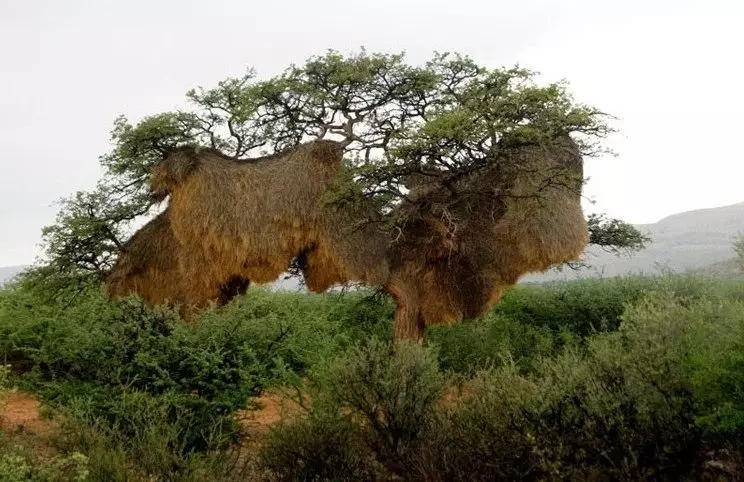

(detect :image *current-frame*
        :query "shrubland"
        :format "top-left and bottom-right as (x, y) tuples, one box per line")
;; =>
(0, 274), (742, 479)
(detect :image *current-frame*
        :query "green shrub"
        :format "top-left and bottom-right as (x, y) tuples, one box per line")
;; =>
(4, 273), (744, 479)
(434, 292), (744, 479)
(261, 408), (378, 481)
(493, 274), (742, 335)
(624, 293), (744, 449)
(0, 440), (89, 482)
(431, 275), (744, 374)
(0, 287), (267, 456)
(262, 291), (744, 480)
(429, 312), (561, 373)
(261, 339), (445, 480)
(53, 406), (254, 481)
(325, 339), (444, 475)
(208, 288), (392, 377)
(0, 283), (394, 478)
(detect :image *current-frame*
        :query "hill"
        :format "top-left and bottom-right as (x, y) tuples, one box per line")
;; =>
(525, 202), (744, 281)
(0, 266), (26, 286)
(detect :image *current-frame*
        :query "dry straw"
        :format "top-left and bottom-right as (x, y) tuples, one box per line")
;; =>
(108, 136), (587, 341)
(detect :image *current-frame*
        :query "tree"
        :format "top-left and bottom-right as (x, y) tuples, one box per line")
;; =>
(35, 50), (648, 294)
(733, 233), (744, 273)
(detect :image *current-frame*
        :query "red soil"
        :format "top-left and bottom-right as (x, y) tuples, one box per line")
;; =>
(0, 391), (57, 437)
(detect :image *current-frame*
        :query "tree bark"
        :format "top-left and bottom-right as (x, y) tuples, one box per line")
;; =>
(393, 301), (426, 343)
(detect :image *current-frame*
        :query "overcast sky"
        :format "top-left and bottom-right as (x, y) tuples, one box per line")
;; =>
(1, 0), (742, 266)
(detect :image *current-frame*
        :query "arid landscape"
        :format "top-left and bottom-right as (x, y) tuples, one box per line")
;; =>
(2, 1), (743, 480)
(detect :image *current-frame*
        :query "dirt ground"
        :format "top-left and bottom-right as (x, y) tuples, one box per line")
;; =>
(236, 389), (305, 447)
(1, 389), (295, 443)
(0, 390), (57, 437)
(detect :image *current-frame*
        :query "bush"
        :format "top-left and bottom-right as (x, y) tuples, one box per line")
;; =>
(208, 288), (392, 376)
(429, 312), (560, 373)
(431, 275), (744, 374)
(0, 287), (267, 462)
(4, 273), (744, 479)
(52, 409), (253, 481)
(0, 450), (89, 482)
(261, 409), (378, 481)
(641, 296), (744, 449)
(261, 339), (445, 480)
(0, 282), (394, 478)
(261, 292), (744, 480)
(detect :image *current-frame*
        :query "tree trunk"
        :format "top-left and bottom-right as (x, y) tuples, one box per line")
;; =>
(393, 301), (426, 343)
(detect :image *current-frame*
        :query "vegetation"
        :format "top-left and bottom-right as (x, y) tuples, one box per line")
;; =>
(30, 50), (648, 345)
(265, 287), (744, 480)
(1, 274), (743, 479)
(733, 232), (744, 273)
(11, 49), (738, 479)
(35, 50), (646, 295)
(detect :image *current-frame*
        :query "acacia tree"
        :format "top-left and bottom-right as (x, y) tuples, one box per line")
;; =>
(34, 50), (648, 289)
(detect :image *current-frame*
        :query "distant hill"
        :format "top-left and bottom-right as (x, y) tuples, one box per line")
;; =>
(525, 202), (744, 282)
(692, 258), (744, 279)
(0, 265), (26, 286)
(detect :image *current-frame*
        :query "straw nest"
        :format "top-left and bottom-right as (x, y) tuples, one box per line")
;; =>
(107, 136), (587, 341)
(382, 135), (588, 339)
(110, 139), (388, 308)
(105, 208), (251, 314)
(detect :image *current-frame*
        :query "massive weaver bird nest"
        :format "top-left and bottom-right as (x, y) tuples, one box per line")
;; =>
(380, 134), (587, 339)
(107, 139), (389, 311)
(107, 133), (587, 340)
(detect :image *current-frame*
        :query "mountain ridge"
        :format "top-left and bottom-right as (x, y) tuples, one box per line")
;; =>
(525, 201), (744, 282)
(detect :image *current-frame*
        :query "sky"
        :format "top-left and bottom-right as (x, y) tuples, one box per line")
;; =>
(0, 0), (742, 266)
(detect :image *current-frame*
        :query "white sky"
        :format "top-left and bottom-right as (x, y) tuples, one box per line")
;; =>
(1, 0), (742, 266)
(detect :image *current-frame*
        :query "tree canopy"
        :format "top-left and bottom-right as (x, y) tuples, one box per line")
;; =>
(35, 50), (649, 287)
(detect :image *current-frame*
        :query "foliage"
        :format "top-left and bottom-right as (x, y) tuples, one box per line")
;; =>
(0, 364), (8, 393)
(261, 289), (744, 480)
(733, 232), (744, 273)
(0, 449), (89, 482)
(324, 340), (444, 475)
(36, 49), (647, 290)
(3, 275), (744, 478)
(430, 274), (736, 373)
(0, 284), (267, 455)
(262, 339), (445, 480)
(260, 409), (379, 481)
(587, 213), (650, 255)
(0, 281), (396, 473)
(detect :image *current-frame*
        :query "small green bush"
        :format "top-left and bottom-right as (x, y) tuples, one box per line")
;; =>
(0, 440), (89, 482)
(209, 288), (392, 376)
(261, 409), (378, 481)
(429, 312), (560, 373)
(261, 339), (445, 480)
(53, 407), (254, 481)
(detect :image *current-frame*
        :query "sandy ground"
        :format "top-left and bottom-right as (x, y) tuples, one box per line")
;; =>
(0, 390), (57, 437)
(237, 389), (304, 438)
(1, 389), (296, 442)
